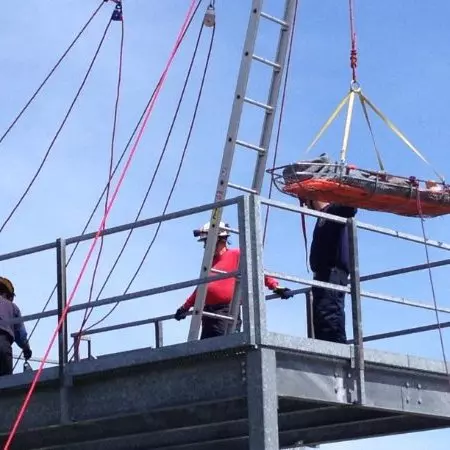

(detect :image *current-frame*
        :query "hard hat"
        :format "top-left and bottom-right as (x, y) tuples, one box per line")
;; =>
(193, 221), (230, 242)
(0, 277), (15, 299)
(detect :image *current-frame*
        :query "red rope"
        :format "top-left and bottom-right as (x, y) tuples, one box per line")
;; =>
(348, 0), (358, 82)
(3, 2), (198, 447)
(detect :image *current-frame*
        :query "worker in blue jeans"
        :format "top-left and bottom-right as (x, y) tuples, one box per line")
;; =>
(303, 200), (357, 344)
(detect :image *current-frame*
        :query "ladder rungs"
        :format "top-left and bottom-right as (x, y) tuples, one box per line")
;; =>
(202, 311), (234, 321)
(244, 97), (273, 112)
(252, 54), (281, 70)
(260, 11), (288, 27)
(228, 183), (258, 194)
(236, 139), (266, 153)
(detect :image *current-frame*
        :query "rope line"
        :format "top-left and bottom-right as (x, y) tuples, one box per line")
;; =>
(416, 194), (450, 383)
(69, 0), (205, 359)
(70, 8), (208, 357)
(3, 1), (198, 445)
(25, 0), (203, 365)
(358, 95), (385, 171)
(348, 0), (358, 82)
(262, 0), (298, 244)
(0, 17), (113, 234)
(76, 6), (125, 358)
(0, 1), (106, 148)
(12, 71), (160, 371)
(80, 20), (215, 337)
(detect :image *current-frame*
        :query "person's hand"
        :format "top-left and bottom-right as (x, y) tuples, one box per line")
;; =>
(273, 286), (294, 299)
(174, 306), (189, 321)
(23, 345), (32, 360)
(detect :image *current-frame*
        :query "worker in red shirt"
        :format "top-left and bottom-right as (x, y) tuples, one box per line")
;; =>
(174, 221), (293, 339)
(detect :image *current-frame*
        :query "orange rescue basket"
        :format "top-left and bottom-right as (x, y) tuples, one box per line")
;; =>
(268, 156), (450, 218)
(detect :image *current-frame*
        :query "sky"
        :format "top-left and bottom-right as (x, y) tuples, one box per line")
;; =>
(0, 0), (450, 448)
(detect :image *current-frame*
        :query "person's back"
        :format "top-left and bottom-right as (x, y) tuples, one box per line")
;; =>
(0, 278), (32, 376)
(0, 294), (18, 338)
(305, 201), (357, 344)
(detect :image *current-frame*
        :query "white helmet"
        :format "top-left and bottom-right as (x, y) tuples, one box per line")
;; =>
(193, 221), (230, 242)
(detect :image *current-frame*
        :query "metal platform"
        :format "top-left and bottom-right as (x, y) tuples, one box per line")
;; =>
(0, 194), (450, 449)
(0, 332), (449, 449)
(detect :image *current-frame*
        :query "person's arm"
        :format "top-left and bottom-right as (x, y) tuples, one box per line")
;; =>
(12, 305), (32, 358)
(174, 290), (196, 321)
(326, 204), (357, 218)
(264, 275), (293, 299)
(264, 275), (278, 290)
(182, 290), (197, 310)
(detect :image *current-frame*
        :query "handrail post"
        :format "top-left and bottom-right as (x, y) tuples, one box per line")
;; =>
(56, 238), (68, 367)
(348, 218), (365, 404)
(73, 334), (80, 362)
(238, 194), (267, 345)
(56, 238), (70, 423)
(305, 288), (314, 338)
(154, 321), (163, 348)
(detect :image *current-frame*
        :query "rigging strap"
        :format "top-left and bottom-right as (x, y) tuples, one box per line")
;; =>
(302, 86), (444, 183)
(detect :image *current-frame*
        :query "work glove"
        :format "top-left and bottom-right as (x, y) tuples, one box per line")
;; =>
(22, 345), (32, 360)
(174, 306), (189, 321)
(273, 286), (294, 300)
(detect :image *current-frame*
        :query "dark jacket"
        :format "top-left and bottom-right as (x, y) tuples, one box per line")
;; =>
(309, 204), (357, 275)
(0, 295), (28, 348)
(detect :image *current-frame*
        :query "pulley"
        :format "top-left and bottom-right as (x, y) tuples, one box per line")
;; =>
(204, 5), (216, 27)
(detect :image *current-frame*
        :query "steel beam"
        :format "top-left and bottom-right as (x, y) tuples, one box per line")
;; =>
(56, 238), (70, 424)
(246, 349), (279, 449)
(350, 320), (450, 343)
(348, 218), (365, 405)
(260, 196), (450, 251)
(0, 271), (238, 327)
(0, 197), (240, 263)
(1, 343), (449, 449)
(360, 257), (450, 282)
(265, 270), (450, 314)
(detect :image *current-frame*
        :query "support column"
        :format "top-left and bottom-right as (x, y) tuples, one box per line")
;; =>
(56, 238), (70, 423)
(246, 348), (279, 450)
(305, 288), (314, 338)
(348, 218), (365, 404)
(238, 195), (268, 345)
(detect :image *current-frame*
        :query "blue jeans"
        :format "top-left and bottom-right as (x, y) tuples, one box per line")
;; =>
(312, 267), (348, 343)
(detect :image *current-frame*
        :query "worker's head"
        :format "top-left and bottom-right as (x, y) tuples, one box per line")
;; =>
(193, 221), (231, 254)
(0, 277), (15, 301)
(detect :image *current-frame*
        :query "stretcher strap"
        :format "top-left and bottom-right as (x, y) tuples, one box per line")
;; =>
(304, 92), (351, 155)
(298, 199), (310, 273)
(361, 93), (445, 183)
(358, 95), (385, 171)
(340, 90), (356, 163)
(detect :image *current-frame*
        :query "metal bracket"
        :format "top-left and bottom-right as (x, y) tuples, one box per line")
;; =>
(402, 380), (424, 410)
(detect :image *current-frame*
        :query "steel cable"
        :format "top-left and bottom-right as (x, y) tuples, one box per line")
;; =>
(3, 1), (199, 445)
(0, 0), (106, 148)
(0, 17), (113, 234)
(74, 19), (216, 347)
(77, 7), (125, 355)
(12, 0), (204, 370)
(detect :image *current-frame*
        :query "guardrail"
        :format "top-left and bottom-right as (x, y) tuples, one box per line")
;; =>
(0, 194), (448, 402)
